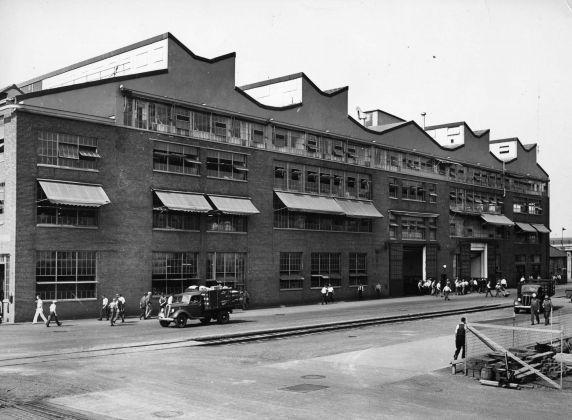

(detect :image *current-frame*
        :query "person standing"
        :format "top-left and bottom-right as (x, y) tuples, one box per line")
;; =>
(327, 284), (334, 303)
(158, 293), (167, 316)
(443, 283), (452, 301)
(109, 297), (118, 326)
(98, 295), (109, 321)
(484, 280), (494, 298)
(530, 293), (540, 325)
(139, 293), (147, 320)
(321, 285), (328, 305)
(542, 295), (553, 326)
(46, 300), (61, 327)
(117, 294), (126, 323)
(453, 317), (467, 360)
(357, 284), (364, 300)
(33, 295), (48, 324)
(375, 281), (382, 298)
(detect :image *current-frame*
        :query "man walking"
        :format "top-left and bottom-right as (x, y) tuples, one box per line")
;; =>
(139, 293), (147, 319)
(46, 300), (61, 327)
(542, 295), (553, 326)
(144, 292), (153, 319)
(453, 317), (466, 360)
(484, 280), (494, 298)
(117, 294), (126, 323)
(33, 295), (48, 324)
(530, 293), (540, 325)
(109, 296), (118, 326)
(321, 285), (328, 305)
(327, 284), (334, 303)
(98, 295), (109, 321)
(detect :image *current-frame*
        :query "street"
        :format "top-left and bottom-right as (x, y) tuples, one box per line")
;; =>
(1, 290), (571, 419)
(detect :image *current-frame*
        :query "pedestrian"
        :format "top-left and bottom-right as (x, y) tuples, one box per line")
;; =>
(109, 297), (118, 326)
(500, 278), (507, 296)
(98, 295), (109, 321)
(436, 280), (442, 297)
(417, 279), (423, 295)
(484, 280), (494, 298)
(167, 294), (173, 306)
(443, 283), (451, 301)
(45, 300), (61, 327)
(321, 285), (328, 305)
(159, 293), (167, 316)
(327, 284), (334, 303)
(139, 293), (147, 319)
(494, 280), (502, 297)
(358, 284), (364, 300)
(542, 295), (553, 326)
(242, 289), (250, 310)
(530, 293), (540, 325)
(117, 294), (126, 322)
(453, 317), (466, 360)
(375, 281), (382, 298)
(32, 295), (48, 324)
(145, 291), (153, 319)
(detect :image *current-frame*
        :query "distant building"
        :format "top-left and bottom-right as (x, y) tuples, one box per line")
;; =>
(549, 246), (567, 282)
(0, 33), (550, 322)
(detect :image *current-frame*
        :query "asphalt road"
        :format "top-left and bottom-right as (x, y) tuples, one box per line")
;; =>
(1, 289), (571, 419)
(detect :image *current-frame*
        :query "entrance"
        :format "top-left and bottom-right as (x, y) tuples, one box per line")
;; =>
(403, 246), (423, 295)
(470, 243), (487, 279)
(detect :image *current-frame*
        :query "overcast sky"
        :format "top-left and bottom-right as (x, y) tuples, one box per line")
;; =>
(1, 0), (571, 237)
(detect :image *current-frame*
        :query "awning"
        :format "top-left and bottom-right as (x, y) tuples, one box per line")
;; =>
(209, 195), (260, 215)
(275, 192), (345, 215)
(389, 210), (440, 218)
(39, 180), (110, 207)
(480, 214), (514, 226)
(155, 191), (212, 213)
(334, 199), (383, 218)
(515, 222), (536, 233)
(531, 223), (551, 234)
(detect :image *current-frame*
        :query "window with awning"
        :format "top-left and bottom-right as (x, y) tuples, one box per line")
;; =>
(531, 223), (551, 234)
(515, 222), (536, 233)
(480, 214), (514, 226)
(275, 191), (345, 215)
(334, 199), (383, 218)
(38, 180), (110, 207)
(154, 191), (212, 213)
(208, 195), (259, 215)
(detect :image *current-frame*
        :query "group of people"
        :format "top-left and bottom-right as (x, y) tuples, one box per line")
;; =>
(320, 284), (335, 304)
(530, 293), (553, 325)
(98, 294), (127, 326)
(418, 277), (509, 300)
(32, 296), (61, 327)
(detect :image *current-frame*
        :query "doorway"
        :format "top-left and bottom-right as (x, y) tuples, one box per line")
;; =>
(403, 246), (423, 295)
(470, 243), (487, 279)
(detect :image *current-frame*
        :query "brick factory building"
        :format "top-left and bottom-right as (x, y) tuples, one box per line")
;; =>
(0, 34), (550, 322)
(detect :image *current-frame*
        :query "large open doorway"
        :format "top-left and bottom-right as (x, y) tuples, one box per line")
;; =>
(470, 243), (488, 279)
(403, 246), (423, 295)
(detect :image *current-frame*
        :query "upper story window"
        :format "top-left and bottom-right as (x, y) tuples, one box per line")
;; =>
(513, 197), (542, 215)
(153, 141), (200, 176)
(37, 184), (98, 227)
(38, 131), (100, 170)
(401, 179), (425, 201)
(206, 150), (247, 181)
(206, 214), (247, 233)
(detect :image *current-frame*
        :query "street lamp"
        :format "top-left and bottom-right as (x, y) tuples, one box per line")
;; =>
(563, 227), (567, 248)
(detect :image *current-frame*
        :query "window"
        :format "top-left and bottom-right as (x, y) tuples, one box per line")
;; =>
(389, 177), (398, 199)
(349, 253), (367, 286)
(206, 150), (247, 181)
(174, 108), (191, 135)
(401, 217), (426, 240)
(428, 183), (437, 203)
(401, 179), (425, 201)
(280, 252), (303, 289)
(206, 252), (246, 288)
(428, 218), (437, 240)
(273, 127), (288, 148)
(206, 214), (246, 232)
(346, 175), (357, 198)
(305, 166), (319, 193)
(193, 111), (211, 135)
(152, 194), (200, 231)
(332, 173), (344, 197)
(311, 253), (341, 288)
(153, 141), (200, 175)
(319, 170), (332, 195)
(274, 164), (286, 189)
(37, 185), (98, 227)
(0, 182), (4, 224)
(212, 115), (228, 140)
(36, 251), (97, 300)
(152, 252), (198, 295)
(38, 131), (100, 170)
(306, 134), (319, 153)
(359, 175), (371, 199)
(389, 213), (397, 239)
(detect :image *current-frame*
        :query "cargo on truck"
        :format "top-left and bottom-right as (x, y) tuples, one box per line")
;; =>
(513, 279), (555, 313)
(158, 287), (242, 327)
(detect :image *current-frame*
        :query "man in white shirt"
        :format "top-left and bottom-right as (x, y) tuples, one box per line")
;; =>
(327, 284), (334, 303)
(33, 295), (48, 324)
(321, 286), (328, 305)
(117, 294), (126, 322)
(98, 295), (109, 321)
(46, 300), (61, 327)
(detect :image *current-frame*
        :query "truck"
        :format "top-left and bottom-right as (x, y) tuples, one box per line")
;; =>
(158, 287), (242, 328)
(513, 279), (556, 313)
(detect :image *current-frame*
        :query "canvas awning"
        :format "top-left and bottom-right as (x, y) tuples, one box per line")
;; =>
(480, 214), (514, 226)
(515, 222), (536, 233)
(208, 195), (260, 215)
(39, 180), (110, 207)
(275, 192), (345, 215)
(334, 199), (383, 218)
(531, 223), (551, 234)
(155, 191), (212, 213)
(389, 210), (440, 218)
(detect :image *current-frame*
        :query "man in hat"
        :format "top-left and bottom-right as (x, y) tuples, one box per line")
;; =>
(453, 317), (466, 360)
(542, 295), (553, 326)
(530, 293), (540, 325)
(46, 300), (61, 327)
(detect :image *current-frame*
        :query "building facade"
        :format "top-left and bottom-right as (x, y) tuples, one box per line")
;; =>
(0, 34), (550, 322)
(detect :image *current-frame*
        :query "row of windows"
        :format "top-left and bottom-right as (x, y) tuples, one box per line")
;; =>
(274, 208), (372, 233)
(512, 197), (543, 215)
(279, 252), (367, 289)
(274, 161), (371, 199)
(449, 188), (504, 214)
(122, 96), (548, 196)
(389, 214), (437, 241)
(38, 131), (100, 170)
(389, 178), (437, 203)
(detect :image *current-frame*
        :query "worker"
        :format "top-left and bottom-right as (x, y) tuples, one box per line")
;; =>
(453, 317), (466, 360)
(530, 293), (540, 325)
(542, 295), (553, 326)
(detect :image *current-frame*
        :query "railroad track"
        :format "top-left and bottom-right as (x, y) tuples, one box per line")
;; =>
(0, 397), (91, 419)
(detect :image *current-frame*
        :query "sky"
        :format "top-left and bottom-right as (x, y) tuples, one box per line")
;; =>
(1, 0), (571, 237)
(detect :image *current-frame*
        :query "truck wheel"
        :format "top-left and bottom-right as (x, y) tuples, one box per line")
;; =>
(217, 311), (230, 325)
(200, 317), (211, 324)
(175, 314), (187, 328)
(159, 320), (171, 328)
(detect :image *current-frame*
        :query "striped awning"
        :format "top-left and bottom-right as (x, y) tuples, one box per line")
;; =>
(531, 223), (551, 234)
(515, 222), (536, 233)
(480, 214), (514, 226)
(39, 180), (110, 207)
(275, 192), (345, 215)
(155, 191), (212, 213)
(334, 199), (383, 218)
(208, 195), (260, 215)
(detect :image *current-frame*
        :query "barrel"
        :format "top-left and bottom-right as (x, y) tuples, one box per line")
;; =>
(480, 366), (494, 381)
